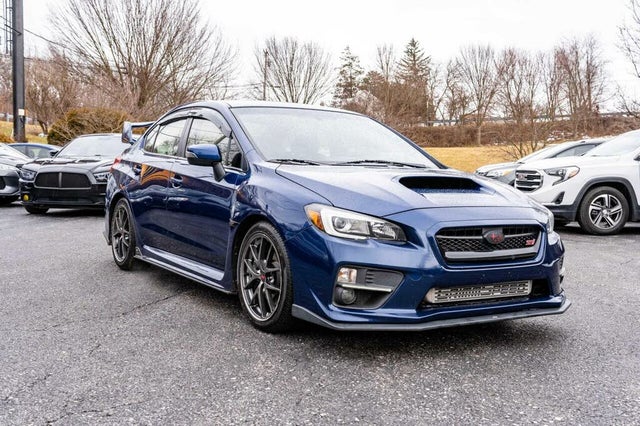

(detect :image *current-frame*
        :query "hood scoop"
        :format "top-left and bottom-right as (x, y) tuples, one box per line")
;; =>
(400, 176), (484, 195)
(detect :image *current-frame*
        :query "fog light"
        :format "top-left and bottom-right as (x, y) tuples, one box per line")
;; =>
(22, 194), (30, 202)
(336, 287), (357, 305)
(337, 267), (357, 284)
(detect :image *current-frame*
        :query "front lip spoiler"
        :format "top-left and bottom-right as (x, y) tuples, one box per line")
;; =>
(292, 298), (571, 331)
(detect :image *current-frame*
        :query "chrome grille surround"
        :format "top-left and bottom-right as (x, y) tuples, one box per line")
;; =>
(514, 170), (542, 192)
(425, 280), (532, 304)
(435, 225), (541, 263)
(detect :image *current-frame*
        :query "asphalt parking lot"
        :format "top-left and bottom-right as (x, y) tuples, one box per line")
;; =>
(1, 203), (639, 425)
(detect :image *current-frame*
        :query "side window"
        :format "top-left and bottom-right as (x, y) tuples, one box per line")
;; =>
(187, 118), (242, 168)
(554, 147), (578, 158)
(144, 120), (185, 156)
(573, 144), (596, 156)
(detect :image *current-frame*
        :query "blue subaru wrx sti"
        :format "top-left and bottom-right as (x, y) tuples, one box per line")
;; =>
(105, 101), (570, 332)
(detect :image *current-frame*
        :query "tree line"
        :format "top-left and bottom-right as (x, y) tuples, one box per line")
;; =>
(2, 0), (640, 153)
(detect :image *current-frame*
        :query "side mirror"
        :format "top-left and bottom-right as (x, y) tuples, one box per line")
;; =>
(49, 150), (58, 157)
(187, 144), (226, 181)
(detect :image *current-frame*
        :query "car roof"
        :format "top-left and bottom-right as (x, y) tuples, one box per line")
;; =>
(166, 100), (356, 115)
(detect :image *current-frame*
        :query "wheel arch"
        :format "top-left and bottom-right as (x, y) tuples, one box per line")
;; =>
(575, 178), (639, 221)
(105, 191), (128, 245)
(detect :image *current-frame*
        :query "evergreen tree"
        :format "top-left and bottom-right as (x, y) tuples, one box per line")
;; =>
(332, 46), (364, 108)
(397, 38), (431, 84)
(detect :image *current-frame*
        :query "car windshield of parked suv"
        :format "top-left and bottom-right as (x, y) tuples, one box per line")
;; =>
(586, 132), (640, 157)
(232, 107), (438, 168)
(57, 135), (127, 158)
(518, 145), (558, 163)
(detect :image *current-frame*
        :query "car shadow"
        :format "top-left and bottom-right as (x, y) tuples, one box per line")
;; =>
(557, 222), (640, 236)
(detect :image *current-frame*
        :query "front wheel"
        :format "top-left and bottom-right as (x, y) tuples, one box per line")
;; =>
(237, 222), (294, 333)
(578, 186), (628, 235)
(111, 198), (137, 270)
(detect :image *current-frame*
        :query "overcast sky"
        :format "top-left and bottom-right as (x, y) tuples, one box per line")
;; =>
(19, 0), (640, 108)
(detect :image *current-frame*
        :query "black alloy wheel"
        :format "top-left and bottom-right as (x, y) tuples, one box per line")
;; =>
(111, 198), (137, 270)
(237, 222), (294, 332)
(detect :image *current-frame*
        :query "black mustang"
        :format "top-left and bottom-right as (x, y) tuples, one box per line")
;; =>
(19, 134), (129, 214)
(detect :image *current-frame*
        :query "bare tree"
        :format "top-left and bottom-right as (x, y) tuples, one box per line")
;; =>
(438, 60), (472, 126)
(618, 0), (640, 115)
(50, 0), (236, 119)
(457, 45), (500, 145)
(26, 52), (82, 134)
(555, 36), (606, 135)
(496, 48), (546, 158)
(254, 36), (332, 104)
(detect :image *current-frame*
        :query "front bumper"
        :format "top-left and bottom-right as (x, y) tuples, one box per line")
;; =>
(0, 170), (20, 198)
(20, 180), (107, 209)
(286, 210), (567, 330)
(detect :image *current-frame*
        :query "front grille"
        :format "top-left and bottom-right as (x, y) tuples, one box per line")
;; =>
(425, 280), (532, 304)
(35, 172), (91, 188)
(515, 170), (542, 192)
(435, 225), (540, 263)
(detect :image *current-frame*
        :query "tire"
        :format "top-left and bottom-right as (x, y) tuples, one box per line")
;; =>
(577, 186), (629, 235)
(110, 198), (137, 270)
(236, 222), (294, 333)
(24, 205), (49, 214)
(0, 196), (19, 206)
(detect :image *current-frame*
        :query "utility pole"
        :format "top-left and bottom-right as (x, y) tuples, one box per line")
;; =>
(11, 0), (25, 141)
(262, 49), (269, 101)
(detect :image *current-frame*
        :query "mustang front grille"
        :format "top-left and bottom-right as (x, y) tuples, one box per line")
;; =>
(35, 172), (91, 189)
(435, 225), (541, 263)
(425, 280), (532, 304)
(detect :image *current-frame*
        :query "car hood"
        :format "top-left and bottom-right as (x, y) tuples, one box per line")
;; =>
(276, 165), (535, 217)
(475, 162), (518, 173)
(517, 154), (622, 171)
(24, 157), (114, 172)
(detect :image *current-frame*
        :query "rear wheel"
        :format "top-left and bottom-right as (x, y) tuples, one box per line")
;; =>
(0, 196), (18, 206)
(24, 205), (49, 214)
(578, 186), (628, 235)
(111, 198), (137, 270)
(237, 222), (294, 333)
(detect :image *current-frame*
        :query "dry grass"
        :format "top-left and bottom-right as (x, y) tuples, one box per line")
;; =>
(426, 146), (512, 172)
(0, 121), (48, 143)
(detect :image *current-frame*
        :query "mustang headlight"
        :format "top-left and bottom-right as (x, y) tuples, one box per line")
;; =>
(544, 166), (579, 185)
(93, 171), (110, 182)
(20, 168), (36, 181)
(305, 204), (406, 241)
(486, 168), (514, 178)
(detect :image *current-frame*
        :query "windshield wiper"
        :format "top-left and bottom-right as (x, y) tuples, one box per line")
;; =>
(334, 159), (427, 168)
(270, 158), (323, 165)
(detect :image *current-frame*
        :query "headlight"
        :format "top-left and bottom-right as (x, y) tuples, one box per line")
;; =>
(305, 204), (407, 241)
(544, 166), (579, 185)
(20, 169), (36, 181)
(544, 208), (554, 234)
(486, 168), (514, 178)
(93, 171), (110, 182)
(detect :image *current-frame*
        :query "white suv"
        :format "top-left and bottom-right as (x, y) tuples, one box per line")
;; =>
(514, 130), (640, 235)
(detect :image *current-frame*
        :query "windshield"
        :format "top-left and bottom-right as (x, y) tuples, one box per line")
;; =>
(232, 107), (438, 168)
(57, 135), (127, 158)
(586, 131), (640, 157)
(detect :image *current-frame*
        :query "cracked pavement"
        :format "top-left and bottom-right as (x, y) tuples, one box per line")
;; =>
(1, 203), (639, 424)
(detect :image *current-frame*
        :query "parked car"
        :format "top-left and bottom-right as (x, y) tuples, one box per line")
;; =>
(105, 101), (569, 332)
(515, 130), (640, 235)
(1, 143), (31, 205)
(475, 138), (607, 185)
(19, 134), (129, 214)
(10, 142), (59, 159)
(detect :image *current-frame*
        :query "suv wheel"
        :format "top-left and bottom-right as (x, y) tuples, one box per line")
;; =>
(578, 186), (628, 235)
